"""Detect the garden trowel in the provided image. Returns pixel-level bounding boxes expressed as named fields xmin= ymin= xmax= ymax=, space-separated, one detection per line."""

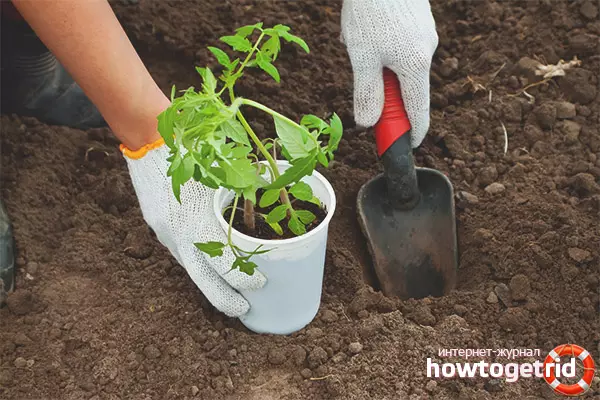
xmin=357 ymin=69 xmax=457 ymax=300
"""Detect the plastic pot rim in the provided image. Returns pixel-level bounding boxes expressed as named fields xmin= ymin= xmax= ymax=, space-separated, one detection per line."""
xmin=213 ymin=160 xmax=337 ymax=246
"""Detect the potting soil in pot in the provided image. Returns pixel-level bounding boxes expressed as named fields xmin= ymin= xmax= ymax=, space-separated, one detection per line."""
xmin=1 ymin=0 xmax=599 ymax=399
xmin=223 ymin=189 xmax=328 ymax=239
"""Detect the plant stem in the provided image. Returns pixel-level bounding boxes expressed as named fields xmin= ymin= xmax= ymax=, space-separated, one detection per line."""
xmin=243 ymin=199 xmax=255 ymax=232
xmin=227 ymin=195 xmax=239 ymax=256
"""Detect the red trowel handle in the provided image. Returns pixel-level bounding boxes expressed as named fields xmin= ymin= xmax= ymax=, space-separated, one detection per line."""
xmin=374 ymin=69 xmax=411 ymax=157
xmin=374 ymin=68 xmax=420 ymax=209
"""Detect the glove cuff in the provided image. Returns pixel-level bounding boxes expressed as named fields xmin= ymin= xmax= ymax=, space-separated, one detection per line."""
xmin=120 ymin=137 xmax=165 ymax=160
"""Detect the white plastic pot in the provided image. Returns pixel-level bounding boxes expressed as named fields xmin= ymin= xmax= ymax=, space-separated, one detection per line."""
xmin=213 ymin=160 xmax=336 ymax=335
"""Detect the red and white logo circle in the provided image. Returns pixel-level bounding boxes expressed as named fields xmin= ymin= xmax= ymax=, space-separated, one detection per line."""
xmin=543 ymin=344 xmax=596 ymax=396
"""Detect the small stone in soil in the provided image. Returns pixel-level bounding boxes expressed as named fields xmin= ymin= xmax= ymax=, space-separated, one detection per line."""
xmin=191 ymin=386 xmax=199 ymax=396
xmin=580 ymin=0 xmax=598 ymax=19
xmin=494 ymin=284 xmax=512 ymax=307
xmin=13 ymin=357 xmax=27 ymax=368
xmin=568 ymin=247 xmax=592 ymax=263
xmin=457 ymin=191 xmax=479 ymax=205
xmin=348 ymin=342 xmax=363 ymax=354
xmin=486 ymin=292 xmax=498 ymax=304
xmin=484 ymin=182 xmax=506 ymax=195
xmin=509 ymin=274 xmax=531 ymax=301
xmin=555 ymin=101 xmax=576 ymax=119
xmin=300 ymin=368 xmax=312 ymax=379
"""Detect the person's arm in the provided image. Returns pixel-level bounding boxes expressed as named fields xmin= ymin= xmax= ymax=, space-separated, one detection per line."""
xmin=12 ymin=0 xmax=168 ymax=150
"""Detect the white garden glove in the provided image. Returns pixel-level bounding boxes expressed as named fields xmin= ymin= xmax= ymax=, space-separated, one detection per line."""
xmin=121 ymin=139 xmax=266 ymax=317
xmin=341 ymin=0 xmax=439 ymax=148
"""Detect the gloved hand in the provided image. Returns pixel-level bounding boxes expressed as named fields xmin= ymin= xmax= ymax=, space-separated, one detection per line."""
xmin=341 ymin=0 xmax=439 ymax=148
xmin=121 ymin=139 xmax=266 ymax=317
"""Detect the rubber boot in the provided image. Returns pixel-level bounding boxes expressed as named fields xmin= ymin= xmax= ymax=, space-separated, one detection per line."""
xmin=0 ymin=200 xmax=15 ymax=306
xmin=1 ymin=10 xmax=107 ymax=129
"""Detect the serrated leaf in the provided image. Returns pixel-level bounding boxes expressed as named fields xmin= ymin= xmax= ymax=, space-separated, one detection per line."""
xmin=237 ymin=259 xmax=258 ymax=275
xmin=296 ymin=210 xmax=316 ymax=224
xmin=288 ymin=214 xmax=306 ymax=235
xmin=265 ymin=204 xmax=288 ymax=223
xmin=219 ymin=158 xmax=257 ymax=189
xmin=236 ymin=22 xmax=263 ymax=38
xmin=273 ymin=116 xmax=315 ymax=159
xmin=301 ymin=114 xmax=328 ymax=133
xmin=195 ymin=67 xmax=217 ymax=93
xmin=256 ymin=57 xmax=280 ymax=82
xmin=289 ymin=181 xmax=313 ymax=201
xmin=268 ymin=221 xmax=283 ymax=235
xmin=220 ymin=119 xmax=250 ymax=146
xmin=259 ymin=189 xmax=281 ymax=208
xmin=265 ymin=153 xmax=317 ymax=189
xmin=220 ymin=35 xmax=252 ymax=52
xmin=261 ymin=35 xmax=280 ymax=61
xmin=194 ymin=241 xmax=225 ymax=257
xmin=208 ymin=46 xmax=231 ymax=68
xmin=280 ymin=31 xmax=309 ymax=53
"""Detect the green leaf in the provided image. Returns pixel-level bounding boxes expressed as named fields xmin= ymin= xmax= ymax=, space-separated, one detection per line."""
xmin=259 ymin=189 xmax=281 ymax=208
xmin=265 ymin=204 xmax=288 ymax=223
xmin=326 ymin=113 xmax=343 ymax=154
xmin=220 ymin=120 xmax=250 ymax=146
xmin=256 ymin=56 xmax=280 ymax=82
xmin=273 ymin=116 xmax=315 ymax=159
xmin=261 ymin=35 xmax=280 ymax=61
xmin=268 ymin=221 xmax=283 ymax=235
xmin=235 ymin=22 xmax=263 ymax=38
xmin=194 ymin=241 xmax=225 ymax=258
xmin=316 ymin=150 xmax=329 ymax=167
xmin=301 ymin=114 xmax=328 ymax=133
xmin=157 ymin=107 xmax=176 ymax=148
xmin=289 ymin=181 xmax=313 ymax=201
xmin=272 ymin=24 xmax=291 ymax=34
xmin=230 ymin=145 xmax=252 ymax=159
xmin=208 ymin=46 xmax=231 ymax=68
xmin=296 ymin=210 xmax=316 ymax=224
xmin=235 ymin=259 xmax=258 ymax=275
xmin=265 ymin=153 xmax=317 ymax=189
xmin=288 ymin=214 xmax=306 ymax=235
xmin=280 ymin=31 xmax=309 ymax=53
xmin=308 ymin=196 xmax=322 ymax=206
xmin=195 ymin=67 xmax=217 ymax=93
xmin=219 ymin=158 xmax=257 ymax=189
xmin=170 ymin=85 xmax=176 ymax=102
xmin=220 ymin=35 xmax=252 ymax=52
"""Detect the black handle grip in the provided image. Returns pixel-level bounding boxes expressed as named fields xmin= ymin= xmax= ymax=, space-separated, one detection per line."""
xmin=381 ymin=129 xmax=420 ymax=209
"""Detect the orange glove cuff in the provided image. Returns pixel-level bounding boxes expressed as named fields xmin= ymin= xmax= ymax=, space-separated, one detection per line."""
xmin=120 ymin=137 xmax=165 ymax=160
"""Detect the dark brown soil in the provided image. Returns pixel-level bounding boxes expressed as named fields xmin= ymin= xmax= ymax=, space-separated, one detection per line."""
xmin=1 ymin=0 xmax=599 ymax=399
xmin=223 ymin=189 xmax=327 ymax=240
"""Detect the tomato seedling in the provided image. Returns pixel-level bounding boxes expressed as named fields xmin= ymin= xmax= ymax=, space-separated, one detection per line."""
xmin=157 ymin=23 xmax=343 ymax=275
